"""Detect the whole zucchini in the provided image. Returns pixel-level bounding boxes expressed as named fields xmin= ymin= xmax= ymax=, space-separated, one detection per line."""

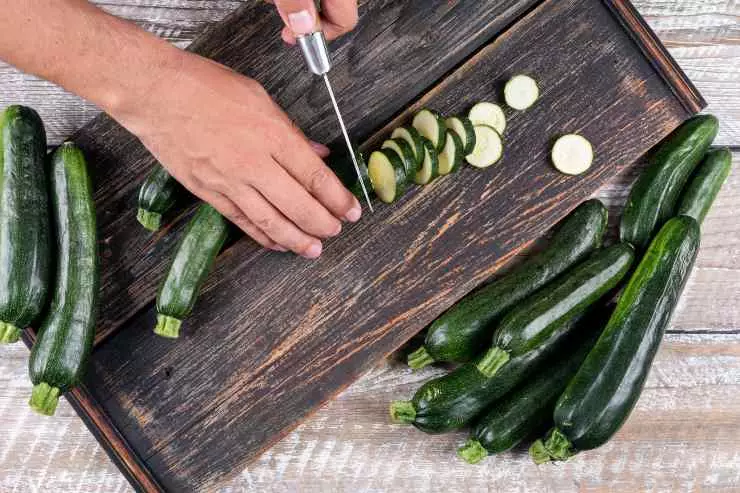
xmin=28 ymin=143 xmax=99 ymax=416
xmin=407 ymin=199 xmax=608 ymax=369
xmin=620 ymin=115 xmax=718 ymax=249
xmin=530 ymin=216 xmax=700 ymax=463
xmin=155 ymin=203 xmax=228 ymax=338
xmin=0 ymin=105 xmax=51 ymax=344
xmin=137 ymin=165 xmax=181 ymax=231
xmin=676 ymin=148 xmax=732 ymax=225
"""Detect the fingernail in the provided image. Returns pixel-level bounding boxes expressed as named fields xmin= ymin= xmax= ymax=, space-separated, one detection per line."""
xmin=344 ymin=204 xmax=362 ymax=223
xmin=303 ymin=242 xmax=323 ymax=259
xmin=288 ymin=10 xmax=315 ymax=36
xmin=331 ymin=222 xmax=342 ymax=236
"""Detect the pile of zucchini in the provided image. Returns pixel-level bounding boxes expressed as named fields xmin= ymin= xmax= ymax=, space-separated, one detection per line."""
xmin=0 ymin=105 xmax=99 ymax=416
xmin=391 ymin=114 xmax=731 ymax=465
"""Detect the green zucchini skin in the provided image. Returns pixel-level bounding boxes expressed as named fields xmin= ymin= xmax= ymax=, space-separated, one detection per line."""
xmin=28 ymin=143 xmax=98 ymax=416
xmin=620 ymin=115 xmax=718 ymax=249
xmin=407 ymin=199 xmax=608 ymax=369
xmin=137 ymin=165 xmax=181 ymax=231
xmin=0 ymin=106 xmax=51 ymax=344
xmin=676 ymin=148 xmax=732 ymax=225
xmin=532 ymin=216 xmax=700 ymax=462
xmin=155 ymin=203 xmax=228 ymax=338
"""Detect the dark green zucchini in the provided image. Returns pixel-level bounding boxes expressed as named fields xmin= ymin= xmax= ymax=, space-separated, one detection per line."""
xmin=137 ymin=165 xmax=181 ymax=231
xmin=28 ymin=142 xmax=98 ymax=416
xmin=407 ymin=200 xmax=608 ymax=369
xmin=620 ymin=115 xmax=718 ymax=249
xmin=0 ymin=105 xmax=51 ymax=344
xmin=155 ymin=203 xmax=229 ymax=338
xmin=530 ymin=216 xmax=700 ymax=463
xmin=676 ymin=148 xmax=732 ymax=225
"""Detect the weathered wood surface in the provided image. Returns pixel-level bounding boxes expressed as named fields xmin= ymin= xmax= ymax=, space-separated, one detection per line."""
xmin=0 ymin=0 xmax=738 ymax=492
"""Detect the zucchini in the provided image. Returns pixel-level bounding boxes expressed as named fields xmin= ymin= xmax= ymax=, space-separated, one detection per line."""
xmin=155 ymin=203 xmax=229 ymax=338
xmin=413 ymin=138 xmax=439 ymax=185
xmin=551 ymin=134 xmax=593 ymax=175
xmin=391 ymin=127 xmax=425 ymax=170
xmin=478 ymin=242 xmax=634 ymax=378
xmin=0 ymin=105 xmax=51 ymax=344
xmin=408 ymin=199 xmax=608 ymax=369
xmin=28 ymin=142 xmax=98 ymax=416
xmin=412 ymin=109 xmax=447 ymax=152
xmin=465 ymin=125 xmax=503 ymax=168
xmin=381 ymin=138 xmax=417 ymax=176
xmin=468 ymin=102 xmax=506 ymax=135
xmin=437 ymin=129 xmax=464 ymax=175
xmin=530 ymin=216 xmax=700 ymax=463
xmin=458 ymin=313 xmax=604 ymax=463
xmin=368 ymin=149 xmax=407 ymax=203
xmin=504 ymin=75 xmax=540 ymax=111
xmin=620 ymin=114 xmax=718 ymax=249
xmin=137 ymin=165 xmax=181 ymax=231
xmin=346 ymin=151 xmax=374 ymax=201
xmin=445 ymin=116 xmax=476 ymax=155
xmin=676 ymin=148 xmax=732 ymax=225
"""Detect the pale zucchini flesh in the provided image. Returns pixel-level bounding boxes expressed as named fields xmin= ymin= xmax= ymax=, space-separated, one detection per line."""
xmin=505 ymin=75 xmax=540 ymax=111
xmin=391 ymin=127 xmax=424 ymax=168
xmin=445 ymin=116 xmax=476 ymax=155
xmin=551 ymin=134 xmax=594 ymax=175
xmin=382 ymin=138 xmax=418 ymax=176
xmin=412 ymin=109 xmax=446 ymax=152
xmin=438 ymin=130 xmax=463 ymax=175
xmin=466 ymin=125 xmax=503 ymax=168
xmin=469 ymin=102 xmax=506 ymax=135
xmin=414 ymin=138 xmax=440 ymax=185
xmin=368 ymin=149 xmax=407 ymax=203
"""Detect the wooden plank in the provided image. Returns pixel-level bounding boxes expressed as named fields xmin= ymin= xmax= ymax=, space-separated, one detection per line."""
xmin=82 ymin=0 xmax=699 ymax=488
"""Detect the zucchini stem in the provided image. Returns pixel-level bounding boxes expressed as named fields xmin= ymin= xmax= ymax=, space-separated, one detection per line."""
xmin=389 ymin=401 xmax=416 ymax=424
xmin=457 ymin=439 xmax=488 ymax=464
xmin=407 ymin=346 xmax=435 ymax=370
xmin=529 ymin=428 xmax=576 ymax=464
xmin=475 ymin=346 xmax=510 ymax=377
xmin=0 ymin=322 xmax=21 ymax=344
xmin=137 ymin=208 xmax=162 ymax=232
xmin=154 ymin=314 xmax=182 ymax=339
xmin=29 ymin=382 xmax=61 ymax=416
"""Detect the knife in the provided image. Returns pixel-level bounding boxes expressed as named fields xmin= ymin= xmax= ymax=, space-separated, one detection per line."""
xmin=297 ymin=31 xmax=374 ymax=213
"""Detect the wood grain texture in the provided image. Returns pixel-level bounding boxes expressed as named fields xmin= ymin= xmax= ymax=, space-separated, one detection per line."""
xmin=81 ymin=0 xmax=702 ymax=488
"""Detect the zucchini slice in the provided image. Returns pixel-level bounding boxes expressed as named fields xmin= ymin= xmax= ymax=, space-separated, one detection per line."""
xmin=551 ymin=134 xmax=594 ymax=175
xmin=469 ymin=102 xmax=506 ymax=135
xmin=504 ymin=75 xmax=540 ymax=111
xmin=391 ymin=127 xmax=425 ymax=169
xmin=412 ymin=109 xmax=447 ymax=152
xmin=466 ymin=125 xmax=503 ymax=168
xmin=381 ymin=138 xmax=418 ymax=176
xmin=438 ymin=129 xmax=464 ymax=175
xmin=347 ymin=151 xmax=375 ymax=201
xmin=445 ymin=116 xmax=476 ymax=155
xmin=368 ymin=149 xmax=408 ymax=203
xmin=413 ymin=138 xmax=440 ymax=185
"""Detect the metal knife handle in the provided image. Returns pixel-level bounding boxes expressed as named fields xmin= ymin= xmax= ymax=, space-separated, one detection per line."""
xmin=297 ymin=32 xmax=332 ymax=75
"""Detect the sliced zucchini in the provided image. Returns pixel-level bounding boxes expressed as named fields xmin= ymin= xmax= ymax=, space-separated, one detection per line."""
xmin=347 ymin=151 xmax=374 ymax=201
xmin=551 ymin=134 xmax=594 ymax=175
xmin=469 ymin=102 xmax=506 ymax=135
xmin=368 ymin=149 xmax=408 ymax=203
xmin=391 ymin=127 xmax=424 ymax=169
xmin=381 ymin=138 xmax=418 ymax=176
xmin=466 ymin=125 xmax=503 ymax=168
xmin=445 ymin=116 xmax=476 ymax=155
xmin=504 ymin=75 xmax=540 ymax=111
xmin=413 ymin=138 xmax=440 ymax=185
xmin=438 ymin=129 xmax=464 ymax=175
xmin=412 ymin=109 xmax=447 ymax=152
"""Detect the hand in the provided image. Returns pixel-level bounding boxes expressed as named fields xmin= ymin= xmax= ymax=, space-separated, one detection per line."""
xmin=271 ymin=0 xmax=359 ymax=44
xmin=114 ymin=51 xmax=362 ymax=259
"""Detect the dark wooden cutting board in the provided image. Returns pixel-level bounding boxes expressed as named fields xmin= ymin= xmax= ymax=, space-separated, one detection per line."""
xmin=25 ymin=0 xmax=703 ymax=491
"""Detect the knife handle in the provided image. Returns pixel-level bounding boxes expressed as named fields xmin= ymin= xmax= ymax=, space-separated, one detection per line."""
xmin=297 ymin=32 xmax=332 ymax=76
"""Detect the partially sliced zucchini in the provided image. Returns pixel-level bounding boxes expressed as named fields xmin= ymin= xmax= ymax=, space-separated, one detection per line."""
xmin=368 ymin=149 xmax=408 ymax=203
xmin=347 ymin=151 xmax=374 ymax=200
xmin=412 ymin=109 xmax=447 ymax=152
xmin=505 ymin=75 xmax=540 ymax=111
xmin=438 ymin=129 xmax=464 ymax=175
xmin=466 ymin=125 xmax=503 ymax=168
xmin=445 ymin=116 xmax=476 ymax=155
xmin=551 ymin=134 xmax=594 ymax=175
xmin=469 ymin=102 xmax=506 ymax=135
xmin=391 ymin=127 xmax=424 ymax=169
xmin=382 ymin=138 xmax=418 ymax=176
xmin=413 ymin=138 xmax=440 ymax=185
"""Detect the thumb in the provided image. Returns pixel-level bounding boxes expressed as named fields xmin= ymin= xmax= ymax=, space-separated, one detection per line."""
xmin=273 ymin=0 xmax=320 ymax=38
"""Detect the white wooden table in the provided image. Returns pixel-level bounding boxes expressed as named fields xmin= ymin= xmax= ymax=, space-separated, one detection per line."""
xmin=1 ymin=1 xmax=739 ymax=491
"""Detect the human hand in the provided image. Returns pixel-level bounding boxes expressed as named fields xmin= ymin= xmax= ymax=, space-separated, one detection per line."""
xmin=113 ymin=51 xmax=362 ymax=259
xmin=270 ymin=0 xmax=359 ymax=44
